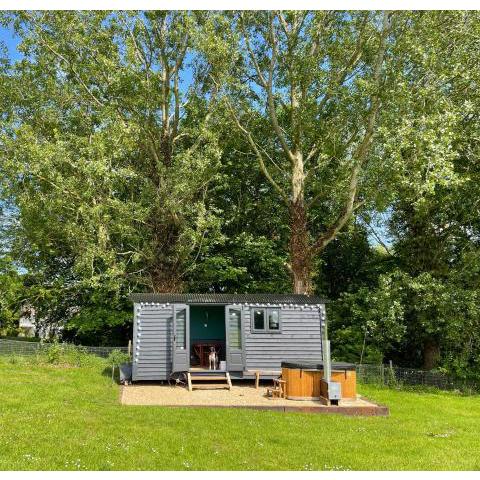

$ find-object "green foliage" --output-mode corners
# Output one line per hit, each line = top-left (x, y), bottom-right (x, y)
(0, 256), (23, 334)
(188, 233), (290, 293)
(0, 11), (224, 335)
(106, 349), (130, 367)
(330, 274), (406, 364)
(325, 11), (480, 376)
(45, 342), (62, 364)
(1, 11), (480, 380)
(316, 224), (394, 298)
(40, 342), (100, 367)
(332, 267), (480, 380)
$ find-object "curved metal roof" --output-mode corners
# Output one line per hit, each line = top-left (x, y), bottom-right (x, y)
(130, 293), (327, 305)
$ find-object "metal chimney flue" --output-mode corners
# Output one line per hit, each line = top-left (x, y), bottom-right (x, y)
(325, 340), (332, 382)
(320, 309), (341, 404)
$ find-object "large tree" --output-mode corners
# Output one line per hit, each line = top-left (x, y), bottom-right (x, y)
(207, 11), (396, 293)
(384, 10), (480, 370)
(0, 11), (224, 335)
(329, 10), (480, 370)
(0, 12), (222, 297)
(2, 10), (480, 364)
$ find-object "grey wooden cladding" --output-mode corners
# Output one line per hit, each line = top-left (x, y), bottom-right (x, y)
(133, 304), (173, 380)
(132, 301), (324, 381)
(243, 306), (322, 371)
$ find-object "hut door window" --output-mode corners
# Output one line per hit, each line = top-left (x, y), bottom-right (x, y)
(175, 308), (187, 350)
(228, 308), (242, 349)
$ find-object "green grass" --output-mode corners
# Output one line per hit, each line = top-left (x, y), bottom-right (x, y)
(1, 357), (479, 470)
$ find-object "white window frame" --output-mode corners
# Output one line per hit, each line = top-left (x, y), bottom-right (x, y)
(251, 307), (282, 333)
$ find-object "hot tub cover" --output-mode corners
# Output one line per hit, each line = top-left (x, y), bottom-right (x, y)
(281, 361), (356, 371)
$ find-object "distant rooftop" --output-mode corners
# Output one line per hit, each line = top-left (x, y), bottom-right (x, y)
(130, 293), (327, 305)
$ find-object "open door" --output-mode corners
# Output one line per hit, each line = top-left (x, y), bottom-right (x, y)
(225, 305), (244, 371)
(172, 304), (189, 372)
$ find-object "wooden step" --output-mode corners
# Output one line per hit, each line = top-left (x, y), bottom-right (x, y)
(187, 372), (232, 391)
(190, 375), (230, 381)
(191, 384), (231, 390)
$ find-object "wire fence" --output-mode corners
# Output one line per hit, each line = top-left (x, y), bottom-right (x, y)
(356, 363), (479, 394)
(2, 339), (478, 393)
(0, 339), (128, 358)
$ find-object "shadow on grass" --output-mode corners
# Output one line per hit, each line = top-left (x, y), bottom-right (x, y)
(102, 365), (121, 384)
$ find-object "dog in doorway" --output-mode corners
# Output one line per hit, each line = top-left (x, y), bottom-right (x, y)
(208, 347), (218, 370)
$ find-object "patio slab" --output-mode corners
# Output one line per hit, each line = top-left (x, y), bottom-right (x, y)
(120, 384), (389, 416)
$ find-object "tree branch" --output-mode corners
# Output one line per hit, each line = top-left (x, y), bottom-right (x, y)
(310, 11), (392, 254)
(221, 91), (290, 206)
(267, 14), (295, 164)
(34, 34), (105, 109)
(318, 12), (370, 115)
(361, 215), (394, 256)
(240, 15), (268, 88)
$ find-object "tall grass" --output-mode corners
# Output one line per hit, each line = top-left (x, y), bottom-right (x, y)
(3, 343), (106, 368)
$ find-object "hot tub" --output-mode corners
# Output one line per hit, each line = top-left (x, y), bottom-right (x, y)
(281, 361), (357, 400)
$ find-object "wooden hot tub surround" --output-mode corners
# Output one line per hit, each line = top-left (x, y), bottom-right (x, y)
(281, 361), (357, 401)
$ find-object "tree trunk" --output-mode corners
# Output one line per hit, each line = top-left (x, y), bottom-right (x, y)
(423, 338), (440, 370)
(151, 272), (183, 293)
(149, 213), (184, 293)
(289, 151), (312, 295)
(289, 200), (312, 294)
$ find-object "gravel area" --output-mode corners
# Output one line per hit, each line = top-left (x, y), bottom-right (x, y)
(121, 383), (375, 409)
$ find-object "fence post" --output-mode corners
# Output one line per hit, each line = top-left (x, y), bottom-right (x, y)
(389, 360), (395, 385)
(128, 340), (132, 359)
(381, 363), (385, 386)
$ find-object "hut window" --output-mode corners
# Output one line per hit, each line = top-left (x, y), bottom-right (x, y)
(252, 308), (281, 333)
(268, 310), (280, 330)
(253, 309), (265, 330)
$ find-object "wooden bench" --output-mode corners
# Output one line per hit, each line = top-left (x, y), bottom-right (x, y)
(246, 370), (282, 389)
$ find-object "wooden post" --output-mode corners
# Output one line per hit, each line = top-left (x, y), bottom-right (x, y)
(389, 360), (395, 385)
(128, 340), (132, 359)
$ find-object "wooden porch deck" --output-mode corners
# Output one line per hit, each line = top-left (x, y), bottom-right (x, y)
(188, 369), (280, 379)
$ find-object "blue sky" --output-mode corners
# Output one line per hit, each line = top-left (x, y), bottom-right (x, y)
(0, 25), (22, 61)
(0, 22), (197, 89)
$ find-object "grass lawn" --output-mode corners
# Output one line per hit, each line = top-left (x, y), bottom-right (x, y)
(0, 357), (479, 470)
